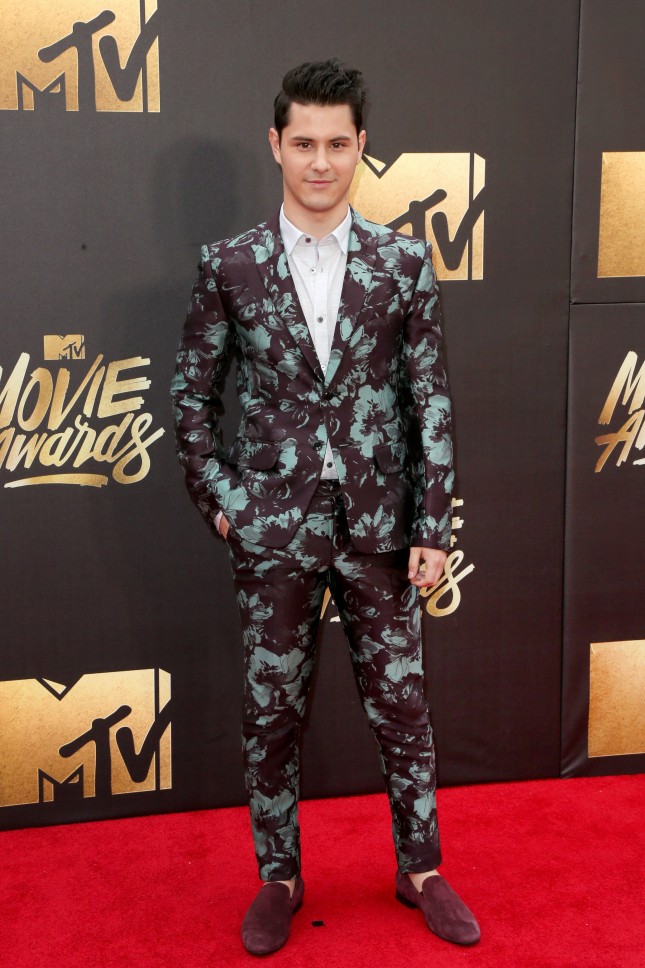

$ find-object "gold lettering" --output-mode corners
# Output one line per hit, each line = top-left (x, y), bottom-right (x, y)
(97, 358), (151, 418)
(83, 365), (107, 418)
(6, 432), (47, 471)
(420, 550), (475, 617)
(1, 345), (164, 487)
(48, 355), (105, 430)
(0, 354), (30, 428)
(598, 351), (645, 425)
(72, 416), (99, 467)
(5, 474), (108, 488)
(93, 413), (135, 461)
(16, 368), (53, 431)
(0, 427), (16, 465)
(38, 427), (76, 467)
(112, 413), (164, 484)
(595, 411), (645, 472)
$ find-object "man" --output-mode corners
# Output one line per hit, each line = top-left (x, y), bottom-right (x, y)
(172, 58), (479, 955)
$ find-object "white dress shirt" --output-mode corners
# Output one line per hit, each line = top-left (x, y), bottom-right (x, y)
(279, 204), (351, 480)
(216, 206), (351, 532)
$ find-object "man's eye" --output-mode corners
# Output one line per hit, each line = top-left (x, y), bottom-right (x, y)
(298, 142), (311, 149)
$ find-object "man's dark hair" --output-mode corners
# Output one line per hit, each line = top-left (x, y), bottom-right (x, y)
(274, 58), (367, 138)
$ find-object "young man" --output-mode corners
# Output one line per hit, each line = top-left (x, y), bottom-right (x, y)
(172, 59), (479, 955)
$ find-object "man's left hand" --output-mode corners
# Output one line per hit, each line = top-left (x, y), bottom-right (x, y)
(408, 547), (447, 587)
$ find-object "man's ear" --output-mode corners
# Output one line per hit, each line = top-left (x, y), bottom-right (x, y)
(357, 129), (366, 162)
(268, 127), (282, 165)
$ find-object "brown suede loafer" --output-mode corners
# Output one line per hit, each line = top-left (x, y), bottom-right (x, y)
(395, 871), (480, 945)
(241, 876), (305, 955)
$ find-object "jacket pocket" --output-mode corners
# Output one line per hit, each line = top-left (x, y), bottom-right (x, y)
(373, 441), (406, 475)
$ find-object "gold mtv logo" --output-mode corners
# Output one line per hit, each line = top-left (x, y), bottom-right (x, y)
(43, 334), (85, 360)
(350, 152), (485, 280)
(0, 2), (159, 112)
(598, 152), (645, 278)
(0, 669), (171, 807)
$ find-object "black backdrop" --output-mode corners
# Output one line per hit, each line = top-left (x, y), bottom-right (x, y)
(0, 1), (642, 832)
(563, 0), (645, 776)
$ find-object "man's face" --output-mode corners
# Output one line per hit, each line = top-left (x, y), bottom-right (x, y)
(269, 102), (366, 222)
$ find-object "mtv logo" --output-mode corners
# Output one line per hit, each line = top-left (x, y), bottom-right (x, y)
(0, 669), (171, 808)
(43, 334), (86, 361)
(0, 1), (160, 113)
(350, 152), (485, 280)
(16, 72), (66, 112)
(39, 765), (84, 804)
(598, 152), (645, 278)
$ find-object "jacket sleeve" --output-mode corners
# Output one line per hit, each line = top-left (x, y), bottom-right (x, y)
(170, 246), (239, 534)
(401, 242), (454, 550)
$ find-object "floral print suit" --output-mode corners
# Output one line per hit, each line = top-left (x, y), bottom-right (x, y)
(172, 209), (453, 879)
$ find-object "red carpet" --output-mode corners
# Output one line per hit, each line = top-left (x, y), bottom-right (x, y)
(2, 775), (643, 968)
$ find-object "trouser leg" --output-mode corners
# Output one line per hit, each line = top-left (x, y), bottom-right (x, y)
(329, 502), (442, 872)
(227, 490), (332, 881)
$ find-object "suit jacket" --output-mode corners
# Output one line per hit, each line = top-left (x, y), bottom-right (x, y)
(171, 209), (454, 553)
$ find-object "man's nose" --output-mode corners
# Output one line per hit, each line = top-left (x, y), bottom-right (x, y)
(311, 147), (331, 171)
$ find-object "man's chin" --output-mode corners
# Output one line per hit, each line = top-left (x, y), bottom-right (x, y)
(299, 193), (343, 213)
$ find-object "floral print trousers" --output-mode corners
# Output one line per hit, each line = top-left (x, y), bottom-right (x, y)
(227, 479), (442, 881)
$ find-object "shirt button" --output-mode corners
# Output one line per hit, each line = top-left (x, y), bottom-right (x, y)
(305, 237), (311, 243)
(326, 462), (333, 468)
(310, 267), (316, 273)
(317, 316), (324, 323)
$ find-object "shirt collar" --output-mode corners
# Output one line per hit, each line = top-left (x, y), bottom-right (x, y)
(279, 205), (352, 256)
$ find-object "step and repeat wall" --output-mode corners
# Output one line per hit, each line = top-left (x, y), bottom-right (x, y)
(562, 2), (645, 777)
(0, 1), (641, 832)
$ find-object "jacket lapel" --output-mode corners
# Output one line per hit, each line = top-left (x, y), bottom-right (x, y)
(250, 209), (379, 387)
(251, 212), (324, 381)
(324, 211), (378, 387)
